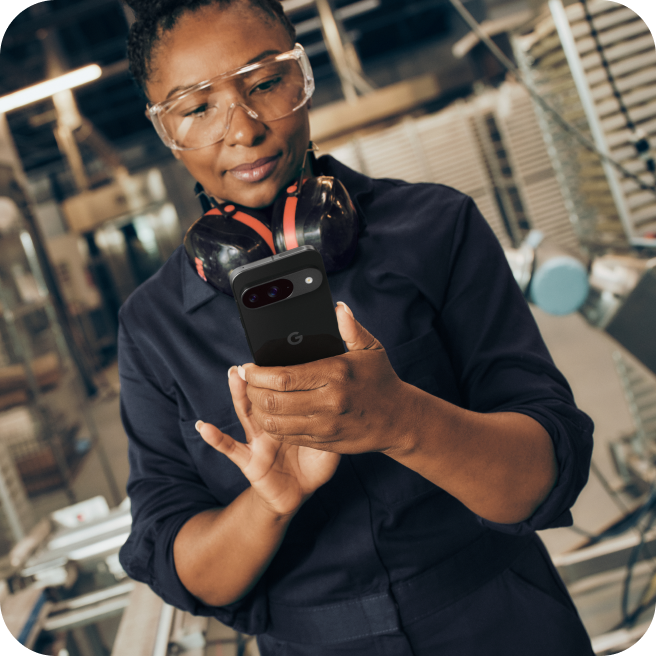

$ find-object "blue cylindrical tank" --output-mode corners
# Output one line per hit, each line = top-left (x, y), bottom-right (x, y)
(529, 255), (589, 316)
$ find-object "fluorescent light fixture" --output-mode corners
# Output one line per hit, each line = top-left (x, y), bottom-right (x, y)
(296, 0), (381, 36)
(281, 0), (315, 14)
(0, 64), (103, 114)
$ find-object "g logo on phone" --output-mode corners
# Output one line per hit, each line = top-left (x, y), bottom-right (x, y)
(287, 332), (303, 346)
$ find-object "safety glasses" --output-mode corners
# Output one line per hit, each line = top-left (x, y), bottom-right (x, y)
(146, 44), (315, 151)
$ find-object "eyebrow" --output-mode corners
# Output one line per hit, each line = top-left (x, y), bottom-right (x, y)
(164, 50), (283, 100)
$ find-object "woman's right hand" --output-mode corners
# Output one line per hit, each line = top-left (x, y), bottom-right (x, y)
(196, 366), (341, 517)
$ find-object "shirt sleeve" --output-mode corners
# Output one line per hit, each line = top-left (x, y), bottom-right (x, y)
(425, 194), (594, 534)
(117, 311), (268, 633)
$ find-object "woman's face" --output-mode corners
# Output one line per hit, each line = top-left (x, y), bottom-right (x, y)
(146, 3), (310, 209)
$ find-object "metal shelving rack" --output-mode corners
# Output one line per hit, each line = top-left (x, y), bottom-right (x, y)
(0, 438), (35, 556)
(0, 173), (120, 540)
(512, 0), (656, 253)
(0, 212), (78, 505)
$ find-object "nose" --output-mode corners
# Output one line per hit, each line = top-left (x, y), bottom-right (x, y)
(224, 102), (266, 147)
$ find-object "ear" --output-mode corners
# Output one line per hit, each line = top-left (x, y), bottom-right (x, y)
(307, 98), (313, 110)
(172, 149), (182, 160)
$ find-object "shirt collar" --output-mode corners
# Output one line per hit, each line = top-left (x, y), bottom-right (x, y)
(181, 154), (373, 313)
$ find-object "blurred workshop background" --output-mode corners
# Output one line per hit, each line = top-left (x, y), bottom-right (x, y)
(0, 0), (655, 655)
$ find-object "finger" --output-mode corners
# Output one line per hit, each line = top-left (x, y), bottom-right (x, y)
(335, 302), (382, 352)
(239, 361), (329, 393)
(250, 406), (340, 442)
(228, 365), (263, 441)
(196, 420), (251, 470)
(246, 385), (324, 416)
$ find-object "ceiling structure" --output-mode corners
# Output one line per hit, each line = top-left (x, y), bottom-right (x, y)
(0, 0), (498, 198)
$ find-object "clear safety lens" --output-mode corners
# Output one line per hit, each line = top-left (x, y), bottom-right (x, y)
(149, 45), (314, 150)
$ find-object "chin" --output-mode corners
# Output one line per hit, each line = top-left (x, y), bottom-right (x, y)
(241, 188), (280, 209)
(234, 178), (291, 209)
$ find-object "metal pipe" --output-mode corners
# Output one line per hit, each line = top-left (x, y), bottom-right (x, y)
(315, 0), (358, 103)
(553, 526), (656, 585)
(49, 581), (135, 613)
(43, 595), (131, 632)
(52, 90), (90, 192)
(81, 405), (123, 507)
(152, 603), (175, 656)
(110, 583), (165, 656)
(0, 455), (26, 543)
(8, 518), (52, 571)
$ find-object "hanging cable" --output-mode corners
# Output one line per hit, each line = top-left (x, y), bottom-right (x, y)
(617, 492), (656, 628)
(567, 524), (597, 539)
(562, 478), (656, 628)
(581, 0), (656, 184)
(567, 460), (631, 541)
(447, 0), (656, 196)
(624, 567), (656, 628)
(590, 458), (631, 514)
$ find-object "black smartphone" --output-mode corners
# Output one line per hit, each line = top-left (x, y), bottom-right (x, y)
(230, 246), (345, 367)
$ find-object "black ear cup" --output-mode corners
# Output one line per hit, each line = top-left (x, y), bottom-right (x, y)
(184, 207), (274, 295)
(184, 176), (359, 295)
(271, 176), (358, 273)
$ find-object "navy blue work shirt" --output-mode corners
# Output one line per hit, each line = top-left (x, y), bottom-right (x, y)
(118, 156), (595, 654)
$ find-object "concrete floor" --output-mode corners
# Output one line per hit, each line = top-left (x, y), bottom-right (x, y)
(23, 304), (656, 650)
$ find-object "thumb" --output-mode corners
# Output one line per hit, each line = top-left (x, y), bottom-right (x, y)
(335, 302), (382, 352)
(227, 365), (260, 442)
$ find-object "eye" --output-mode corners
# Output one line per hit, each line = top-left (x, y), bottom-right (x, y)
(252, 76), (283, 94)
(183, 103), (209, 118)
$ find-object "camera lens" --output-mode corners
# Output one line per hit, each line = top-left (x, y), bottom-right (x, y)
(267, 286), (279, 298)
(248, 293), (259, 304)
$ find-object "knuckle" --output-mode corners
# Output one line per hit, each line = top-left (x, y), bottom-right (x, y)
(320, 418), (341, 438)
(263, 391), (279, 413)
(327, 388), (349, 415)
(264, 415), (279, 434)
(273, 370), (295, 391)
(332, 358), (352, 383)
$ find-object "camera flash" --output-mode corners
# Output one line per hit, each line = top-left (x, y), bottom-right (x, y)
(305, 276), (313, 284)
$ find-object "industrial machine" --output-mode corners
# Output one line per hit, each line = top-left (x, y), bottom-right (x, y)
(0, 495), (256, 656)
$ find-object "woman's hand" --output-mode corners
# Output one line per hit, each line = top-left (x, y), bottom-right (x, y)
(237, 302), (416, 456)
(196, 369), (341, 517)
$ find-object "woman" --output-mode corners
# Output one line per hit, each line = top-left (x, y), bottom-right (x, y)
(118, 1), (596, 654)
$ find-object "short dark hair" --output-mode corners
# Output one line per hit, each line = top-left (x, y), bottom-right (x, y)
(125, 0), (297, 93)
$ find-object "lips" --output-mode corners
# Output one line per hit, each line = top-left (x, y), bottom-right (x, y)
(228, 155), (280, 183)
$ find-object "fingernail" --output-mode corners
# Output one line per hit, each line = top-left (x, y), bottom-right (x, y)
(227, 365), (237, 379)
(195, 420), (204, 432)
(336, 301), (353, 317)
(238, 365), (246, 381)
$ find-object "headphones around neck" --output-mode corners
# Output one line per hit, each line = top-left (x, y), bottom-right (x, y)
(183, 150), (359, 295)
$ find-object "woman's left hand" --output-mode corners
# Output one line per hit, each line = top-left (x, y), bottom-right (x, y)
(238, 302), (416, 456)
